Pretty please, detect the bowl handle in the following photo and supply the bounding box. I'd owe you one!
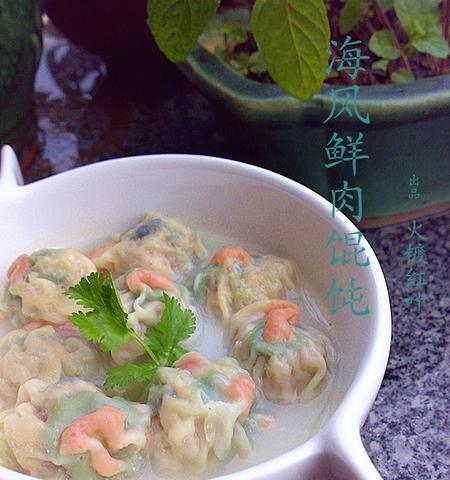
[0,145,24,196]
[323,419,383,480]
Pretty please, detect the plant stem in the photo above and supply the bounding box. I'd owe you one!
[443,0,449,41]
[330,46,354,85]
[362,18,377,35]
[130,331,159,365]
[386,59,394,78]
[372,0,413,73]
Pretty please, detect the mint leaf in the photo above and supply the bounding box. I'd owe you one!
[407,14,450,58]
[369,30,401,59]
[223,22,248,45]
[339,0,365,35]
[199,18,224,46]
[145,293,196,365]
[249,50,268,74]
[394,0,442,37]
[391,67,415,83]
[378,0,394,10]
[394,0,419,35]
[104,363,158,389]
[412,33,450,58]
[67,273,130,352]
[251,0,330,100]
[395,1,449,59]
[230,52,251,75]
[372,59,390,71]
[394,0,441,19]
[147,0,220,62]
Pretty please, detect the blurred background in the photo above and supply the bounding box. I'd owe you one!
[3,1,227,183]
[2,0,449,226]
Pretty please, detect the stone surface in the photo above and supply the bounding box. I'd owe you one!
[361,212,449,480]
[17,22,450,480]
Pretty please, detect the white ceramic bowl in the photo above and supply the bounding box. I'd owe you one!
[0,145,391,480]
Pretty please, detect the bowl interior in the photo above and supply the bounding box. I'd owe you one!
[0,154,389,478]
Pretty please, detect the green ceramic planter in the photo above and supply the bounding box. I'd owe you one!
[0,0,42,154]
[180,47,450,226]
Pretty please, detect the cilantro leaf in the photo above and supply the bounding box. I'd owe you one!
[67,272,130,352]
[145,293,196,365]
[104,363,158,389]
[67,273,197,391]
[68,310,130,352]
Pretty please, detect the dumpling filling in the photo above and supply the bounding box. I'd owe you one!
[228,300,335,404]
[147,353,256,475]
[0,248,96,325]
[0,212,338,479]
[1,379,150,479]
[0,325,108,410]
[193,246,298,321]
[111,268,195,366]
[90,212,207,279]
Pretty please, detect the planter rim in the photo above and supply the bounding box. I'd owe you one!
[181,46,450,126]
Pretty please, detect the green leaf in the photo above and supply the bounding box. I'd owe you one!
[198,18,223,45]
[371,58,390,71]
[67,273,130,352]
[230,52,251,74]
[405,14,450,58]
[412,33,450,58]
[145,293,196,365]
[391,67,415,83]
[214,47,226,58]
[147,0,220,62]
[223,22,248,45]
[394,0,416,35]
[68,274,197,391]
[251,0,330,100]
[395,0,442,17]
[68,311,130,353]
[369,30,401,59]
[339,0,365,35]
[394,0,441,37]
[249,50,268,74]
[104,363,158,389]
[168,345,189,366]
[378,0,394,10]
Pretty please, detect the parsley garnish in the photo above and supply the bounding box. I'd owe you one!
[67,272,196,389]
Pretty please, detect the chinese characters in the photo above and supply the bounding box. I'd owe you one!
[323,36,371,317]
[404,176,427,313]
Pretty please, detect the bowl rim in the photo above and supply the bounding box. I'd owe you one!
[0,150,392,480]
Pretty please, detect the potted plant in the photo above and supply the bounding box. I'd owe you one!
[147,0,450,226]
